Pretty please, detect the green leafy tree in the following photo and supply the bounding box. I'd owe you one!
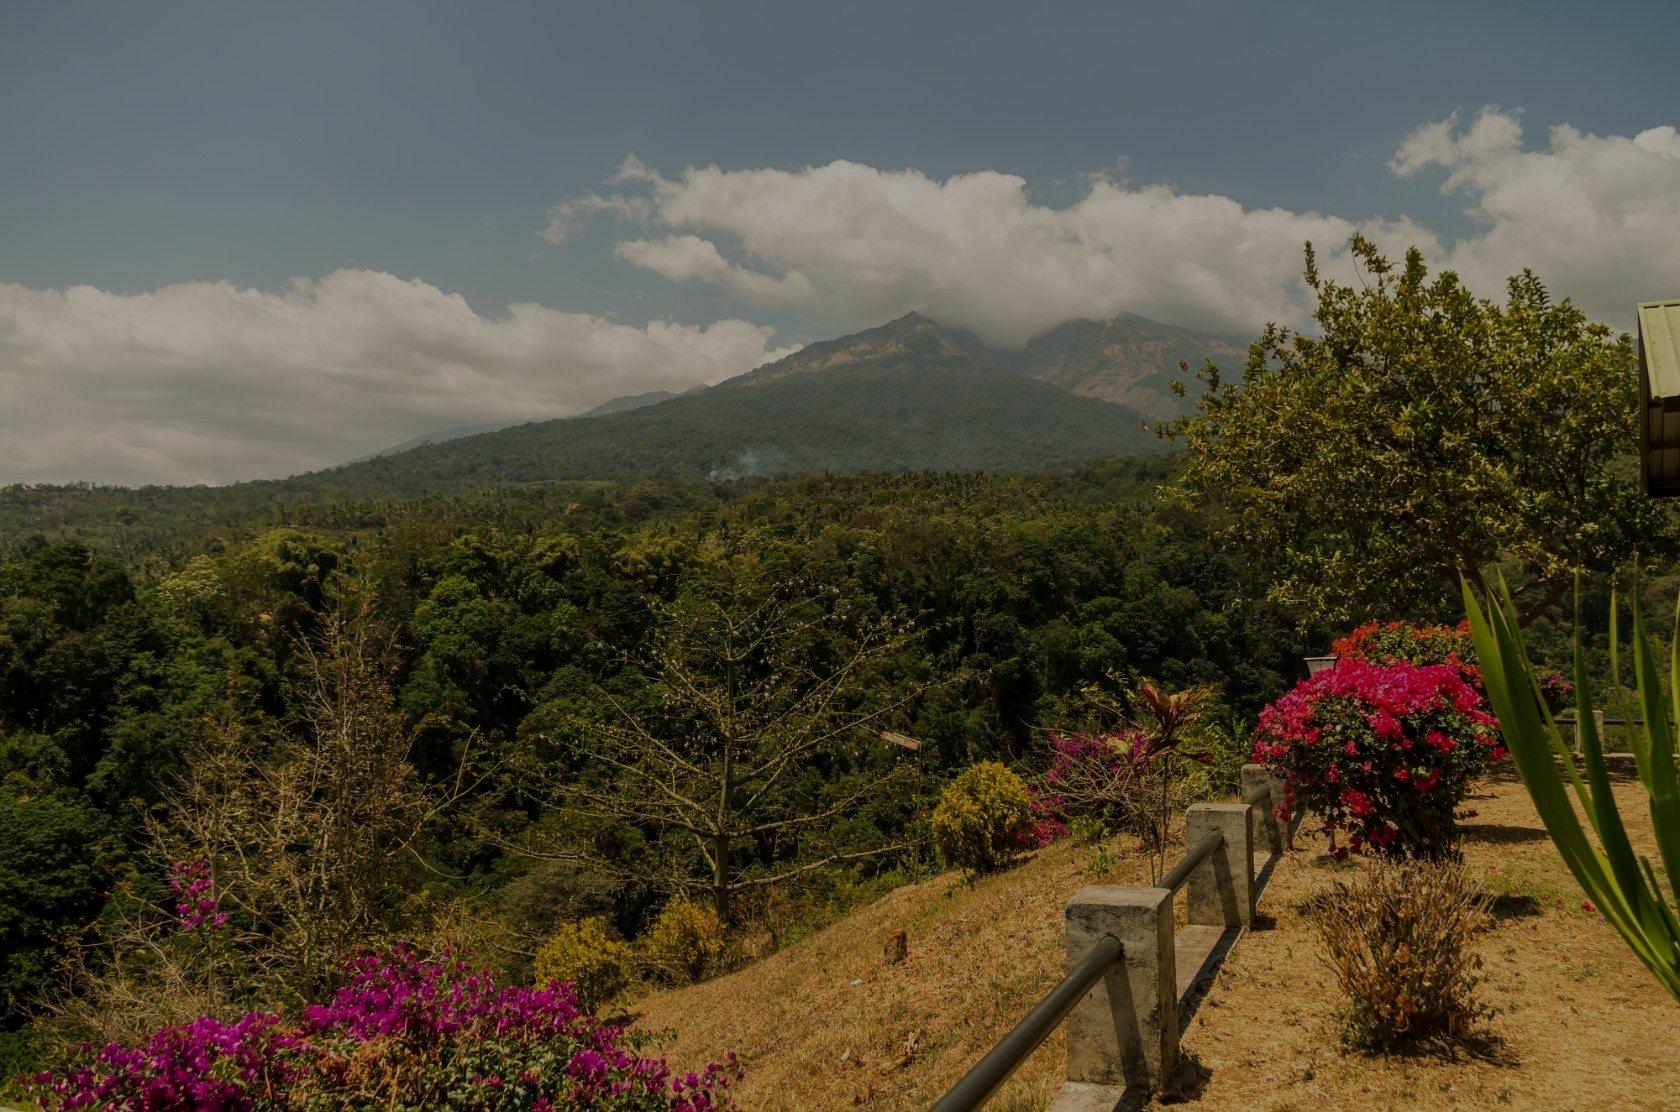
[0,793,110,1018]
[1168,237,1671,627]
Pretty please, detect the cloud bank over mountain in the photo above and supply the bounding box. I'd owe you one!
[570,107,1680,344]
[0,270,785,485]
[7,107,1680,486]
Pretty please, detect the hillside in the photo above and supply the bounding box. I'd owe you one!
[343,420,519,464]
[1014,314,1248,419]
[315,313,1160,492]
[575,389,680,417]
[631,772,1680,1111]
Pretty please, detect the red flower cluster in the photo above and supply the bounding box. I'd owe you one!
[1332,620,1476,668]
[1255,656,1503,860]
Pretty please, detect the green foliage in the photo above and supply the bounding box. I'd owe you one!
[0,463,1309,1041]
[0,793,110,1018]
[641,899,726,985]
[1466,578,1680,999]
[931,761,1037,874]
[1170,237,1671,627]
[533,917,633,1013]
[1190,712,1252,799]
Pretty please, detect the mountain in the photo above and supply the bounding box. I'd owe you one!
[1012,313,1247,419]
[574,389,679,418]
[343,421,521,464]
[319,313,1161,492]
[343,391,680,466]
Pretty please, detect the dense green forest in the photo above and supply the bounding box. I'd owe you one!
[0,458,1316,1067]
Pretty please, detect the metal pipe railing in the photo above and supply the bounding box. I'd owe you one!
[932,772,1285,1109]
[1557,714,1642,725]
[1158,830,1224,894]
[929,933,1124,1112]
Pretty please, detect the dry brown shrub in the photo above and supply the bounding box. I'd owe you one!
[1309,859,1494,1052]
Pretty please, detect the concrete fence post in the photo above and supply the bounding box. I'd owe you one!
[1064,885,1177,1092]
[1185,803,1255,929]
[1573,709,1606,757]
[1242,762,1289,854]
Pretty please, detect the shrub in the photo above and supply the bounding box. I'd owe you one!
[1333,621,1476,668]
[29,946,739,1110]
[1041,731,1154,841]
[534,916,633,1013]
[1310,861,1492,1051]
[1335,620,1572,712]
[931,761,1038,874]
[1255,657,1503,859]
[642,899,726,985]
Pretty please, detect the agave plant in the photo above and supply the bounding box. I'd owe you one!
[1463,576,1680,1000]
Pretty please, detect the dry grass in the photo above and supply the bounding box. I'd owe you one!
[627,832,1164,1109]
[629,764,1680,1110]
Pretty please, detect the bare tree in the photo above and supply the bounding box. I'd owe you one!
[150,596,468,998]
[542,568,924,921]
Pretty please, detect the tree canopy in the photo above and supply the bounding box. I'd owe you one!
[1168,236,1674,627]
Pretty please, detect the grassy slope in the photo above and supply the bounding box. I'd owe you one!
[631,771,1680,1111]
[629,837,1160,1110]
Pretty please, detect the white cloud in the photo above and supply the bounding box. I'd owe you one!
[1392,107,1680,324]
[0,270,787,486]
[614,236,814,304]
[560,109,1680,345]
[571,156,1437,345]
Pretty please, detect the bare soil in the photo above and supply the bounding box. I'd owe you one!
[630,765,1680,1110]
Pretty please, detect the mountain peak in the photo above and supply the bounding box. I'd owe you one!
[725,312,986,387]
[1017,312,1245,419]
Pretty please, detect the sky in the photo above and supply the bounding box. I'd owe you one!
[4,0,1680,486]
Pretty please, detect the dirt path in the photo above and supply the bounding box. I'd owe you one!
[1181,764,1680,1111]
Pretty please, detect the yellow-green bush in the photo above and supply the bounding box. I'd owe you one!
[640,898,726,984]
[931,761,1036,874]
[533,916,632,1013]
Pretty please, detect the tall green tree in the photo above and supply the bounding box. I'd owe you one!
[1168,236,1671,626]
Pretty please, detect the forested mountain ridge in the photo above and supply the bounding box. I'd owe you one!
[574,389,680,417]
[315,312,1160,491]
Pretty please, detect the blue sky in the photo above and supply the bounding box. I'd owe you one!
[4,0,1680,484]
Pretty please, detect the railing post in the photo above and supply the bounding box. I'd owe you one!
[1185,803,1254,928]
[1573,709,1605,757]
[1063,885,1176,1093]
[1242,762,1289,854]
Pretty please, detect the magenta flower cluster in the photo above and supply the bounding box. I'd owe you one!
[1037,728,1161,835]
[31,947,739,1111]
[1254,656,1503,860]
[30,1013,310,1111]
[167,859,228,933]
